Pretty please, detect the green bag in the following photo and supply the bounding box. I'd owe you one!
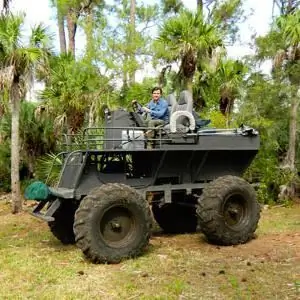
[24,181,50,201]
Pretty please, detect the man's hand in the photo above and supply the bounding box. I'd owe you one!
[143,106,151,113]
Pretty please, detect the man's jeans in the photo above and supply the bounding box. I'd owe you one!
[145,119,165,139]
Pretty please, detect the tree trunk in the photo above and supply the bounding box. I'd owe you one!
[10,82,22,214]
[88,104,94,127]
[185,77,193,93]
[57,8,67,54]
[129,0,136,85]
[84,10,94,62]
[130,0,136,33]
[123,54,128,89]
[1,0,11,13]
[278,91,299,201]
[197,0,203,11]
[284,93,299,170]
[27,156,35,178]
[66,9,78,57]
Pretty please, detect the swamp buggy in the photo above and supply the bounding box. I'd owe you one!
[25,91,261,264]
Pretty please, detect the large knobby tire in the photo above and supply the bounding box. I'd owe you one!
[48,200,78,244]
[197,175,260,245]
[152,203,197,234]
[73,183,152,264]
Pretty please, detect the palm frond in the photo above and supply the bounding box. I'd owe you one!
[30,23,54,50]
[35,153,63,185]
[0,13,24,54]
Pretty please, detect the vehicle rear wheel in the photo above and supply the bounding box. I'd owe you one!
[197,175,260,245]
[48,200,78,244]
[73,183,152,264]
[152,203,197,234]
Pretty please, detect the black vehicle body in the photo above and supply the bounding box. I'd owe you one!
[28,95,260,264]
[33,109,259,219]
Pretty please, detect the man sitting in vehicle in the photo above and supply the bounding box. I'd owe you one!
[132,87,169,129]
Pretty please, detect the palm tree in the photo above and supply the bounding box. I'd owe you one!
[156,9,222,92]
[0,13,51,213]
[217,59,247,124]
[50,0,67,53]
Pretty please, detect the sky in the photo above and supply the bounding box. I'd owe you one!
[10,0,275,55]
[9,0,276,81]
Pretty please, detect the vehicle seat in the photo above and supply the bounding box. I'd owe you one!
[169,90,195,133]
[165,93,177,117]
[147,93,176,135]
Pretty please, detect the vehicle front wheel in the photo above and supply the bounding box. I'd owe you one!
[73,183,152,264]
[197,175,260,245]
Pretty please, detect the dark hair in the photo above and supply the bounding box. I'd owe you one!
[152,87,162,94]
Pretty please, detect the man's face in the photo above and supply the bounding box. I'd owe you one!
[152,90,161,102]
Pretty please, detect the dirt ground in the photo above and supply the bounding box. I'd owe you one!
[151,229,300,261]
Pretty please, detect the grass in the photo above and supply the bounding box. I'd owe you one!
[0,201,299,299]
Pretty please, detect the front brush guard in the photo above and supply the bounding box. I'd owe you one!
[30,198,61,222]
[30,187,75,222]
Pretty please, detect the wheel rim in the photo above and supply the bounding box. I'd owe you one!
[223,194,248,228]
[100,206,136,247]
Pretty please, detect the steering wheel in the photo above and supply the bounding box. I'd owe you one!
[132,100,142,112]
[132,101,149,119]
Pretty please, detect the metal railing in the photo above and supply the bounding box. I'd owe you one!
[58,126,174,151]
[57,125,257,152]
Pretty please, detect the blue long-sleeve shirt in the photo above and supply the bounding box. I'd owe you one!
[147,98,169,122]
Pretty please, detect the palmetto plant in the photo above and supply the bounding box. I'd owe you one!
[40,54,105,134]
[0,101,57,185]
[195,58,247,125]
[0,140,10,191]
[35,153,63,186]
[217,59,247,117]
[20,102,57,175]
[0,113,11,192]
